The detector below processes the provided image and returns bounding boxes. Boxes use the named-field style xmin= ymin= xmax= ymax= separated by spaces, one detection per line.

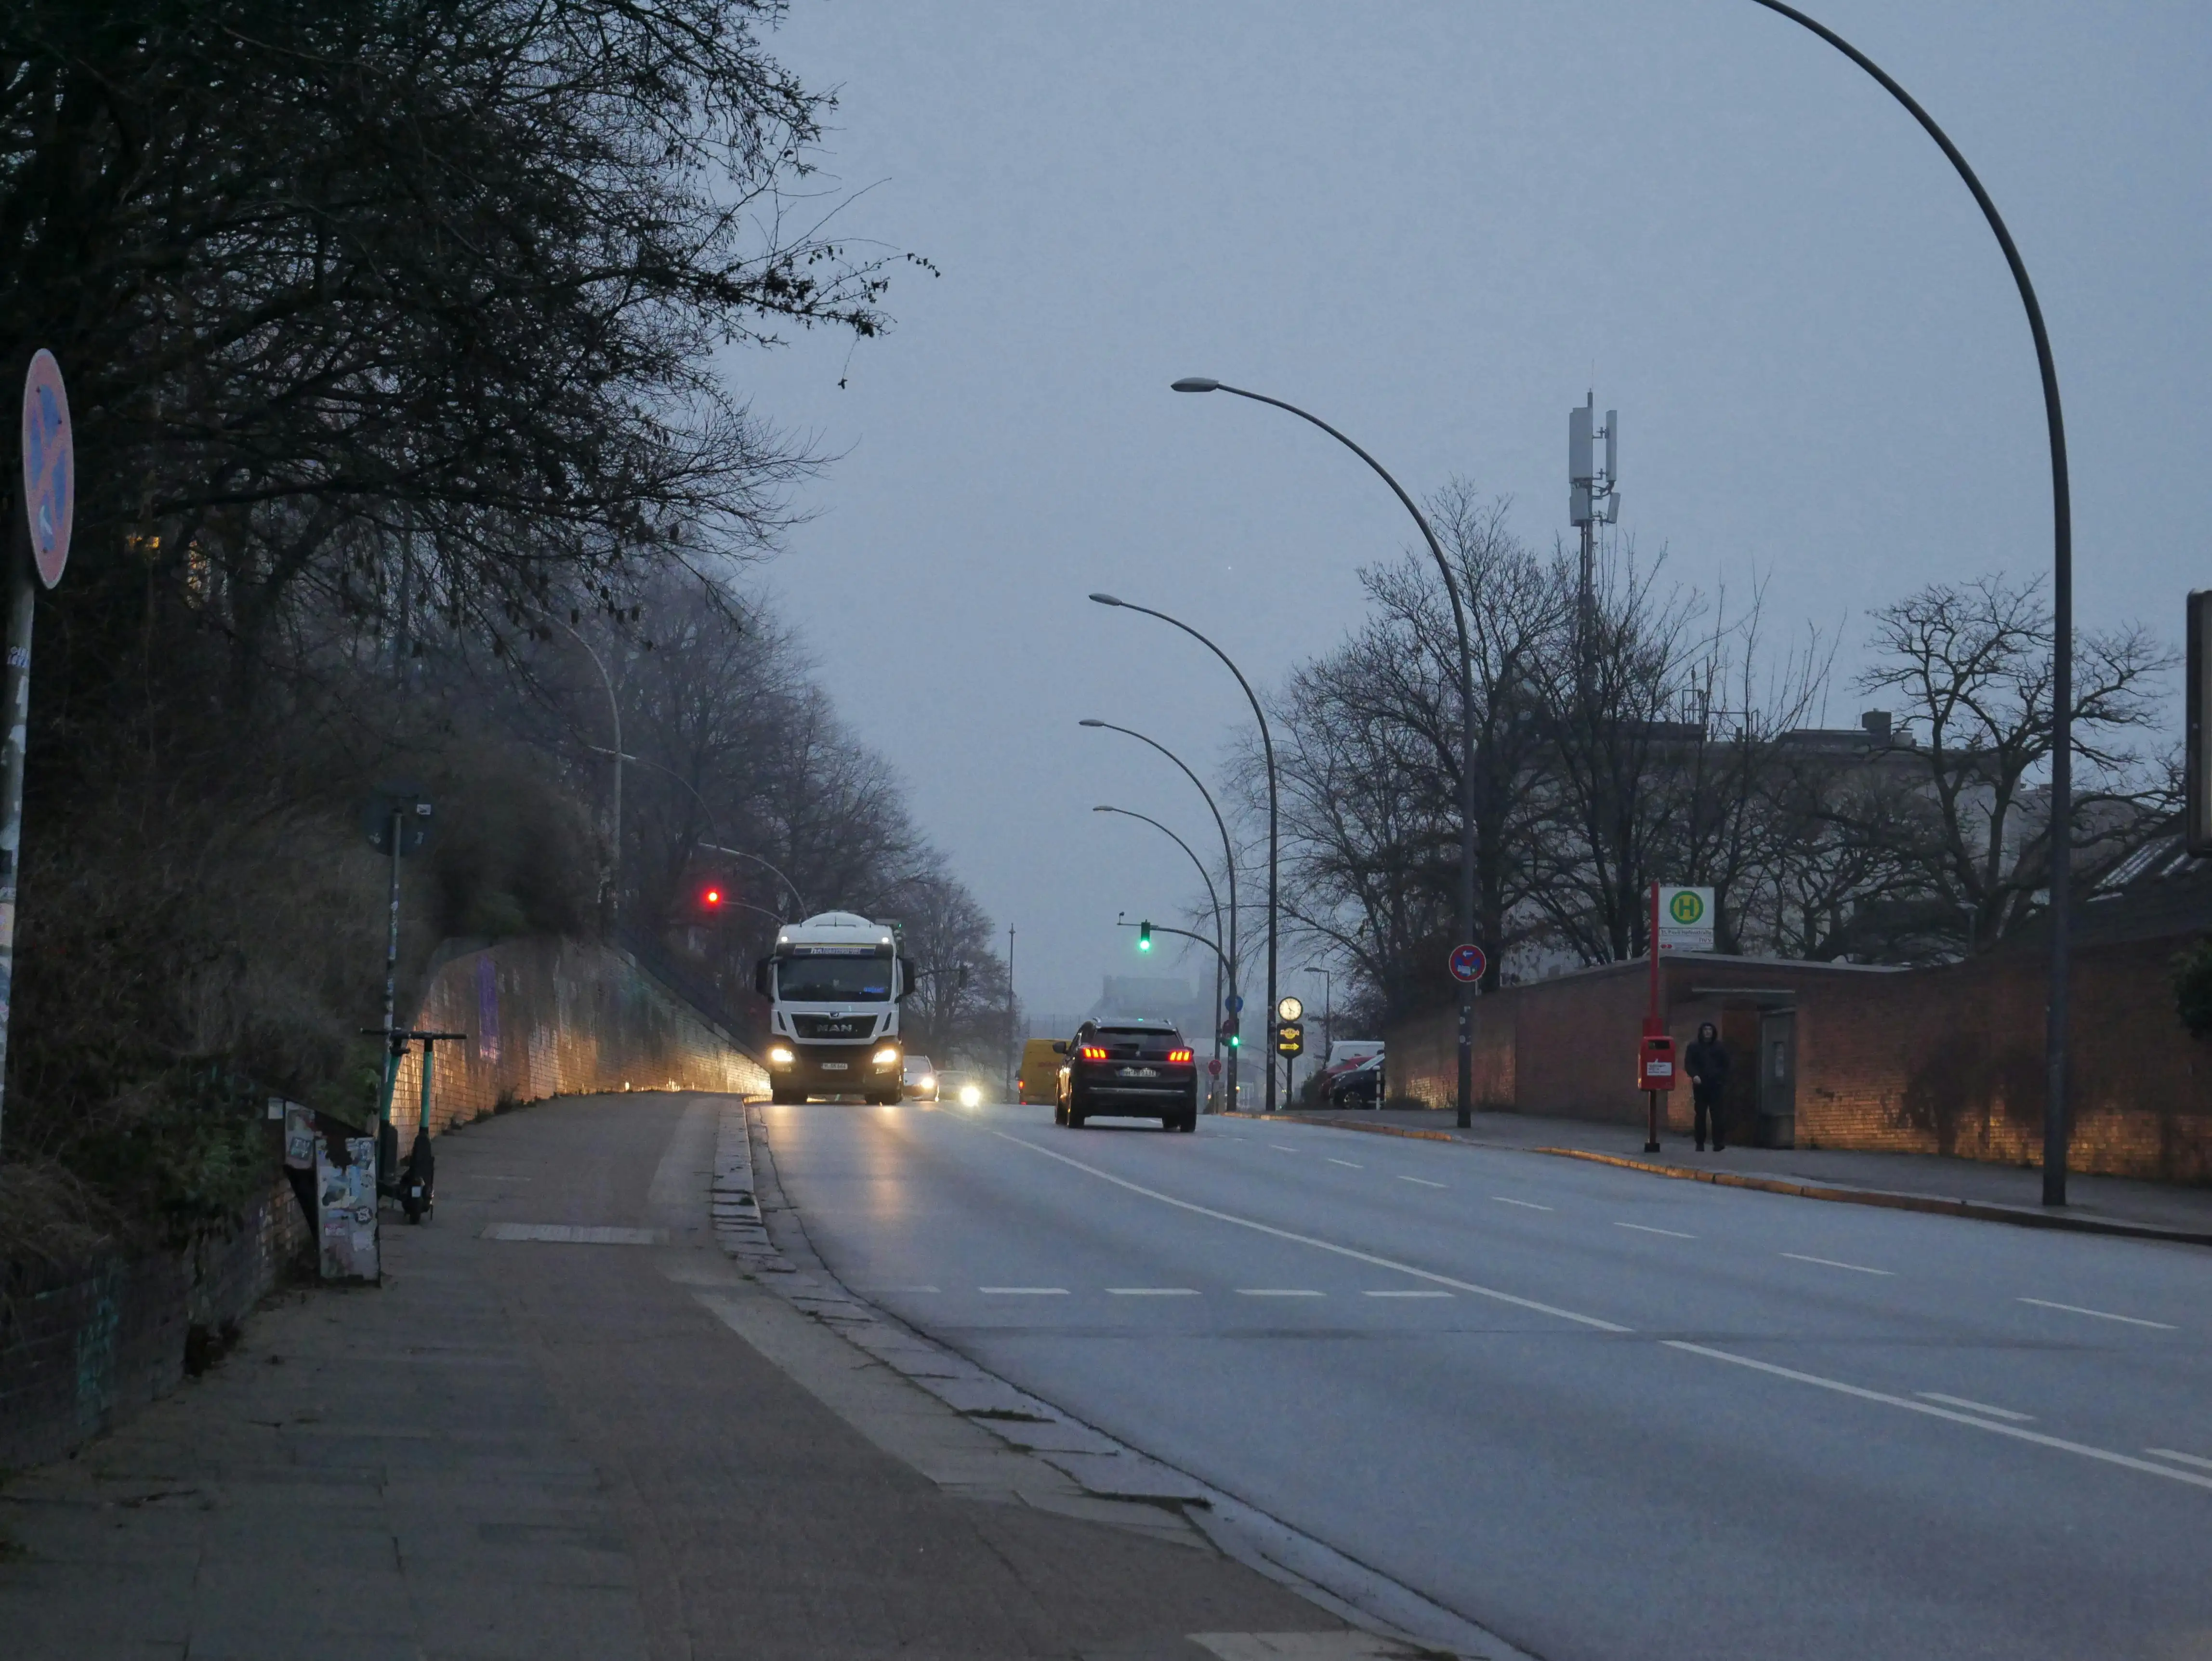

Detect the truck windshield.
xmin=776 ymin=956 xmax=893 ymax=1002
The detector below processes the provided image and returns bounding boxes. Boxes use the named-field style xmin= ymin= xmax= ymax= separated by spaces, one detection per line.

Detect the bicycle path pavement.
xmin=0 ymin=1093 xmax=1412 ymax=1661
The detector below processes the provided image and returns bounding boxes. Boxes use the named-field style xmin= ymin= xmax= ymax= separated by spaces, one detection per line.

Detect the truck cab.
xmin=754 ymin=911 xmax=916 ymax=1105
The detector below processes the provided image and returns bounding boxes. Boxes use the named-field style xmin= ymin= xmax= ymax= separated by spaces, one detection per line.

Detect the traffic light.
xmin=1137 ymin=919 xmax=1152 ymax=952
xmin=702 ymin=885 xmax=724 ymax=909
xmin=1275 ymin=1019 xmax=1304 ymax=1058
xmin=1221 ymin=1021 xmax=1240 ymax=1049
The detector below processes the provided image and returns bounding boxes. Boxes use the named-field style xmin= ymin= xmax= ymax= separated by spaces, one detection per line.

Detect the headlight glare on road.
xmin=873 ymin=1046 xmax=899 ymax=1068
xmin=769 ymin=1045 xmax=794 ymax=1066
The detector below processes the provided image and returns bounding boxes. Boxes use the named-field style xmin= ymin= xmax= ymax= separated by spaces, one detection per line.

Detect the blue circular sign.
xmin=1448 ymin=944 xmax=1486 ymax=984
xmin=1224 ymin=993 xmax=1244 ymax=1015
xmin=20 ymin=350 xmax=72 ymax=589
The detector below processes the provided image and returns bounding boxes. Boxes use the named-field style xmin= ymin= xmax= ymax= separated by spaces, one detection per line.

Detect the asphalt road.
xmin=762 ymin=1099 xmax=2212 ymax=1661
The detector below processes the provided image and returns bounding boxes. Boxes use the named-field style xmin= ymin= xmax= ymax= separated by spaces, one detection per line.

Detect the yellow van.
xmin=1018 ymin=1038 xmax=1065 ymax=1106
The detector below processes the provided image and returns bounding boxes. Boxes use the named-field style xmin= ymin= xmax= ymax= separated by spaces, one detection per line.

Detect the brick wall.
xmin=1386 ymin=934 xmax=2212 ymax=1183
xmin=0 ymin=1183 xmax=308 ymax=1472
xmin=383 ymin=936 xmax=768 ymax=1133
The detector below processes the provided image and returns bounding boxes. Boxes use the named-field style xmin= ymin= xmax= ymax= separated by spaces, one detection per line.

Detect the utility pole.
xmin=1004 ymin=925 xmax=1016 ymax=1100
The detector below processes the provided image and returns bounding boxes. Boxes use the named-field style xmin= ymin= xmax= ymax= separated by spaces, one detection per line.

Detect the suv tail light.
xmin=1167 ymin=1047 xmax=1193 ymax=1064
xmin=1079 ymin=1045 xmax=1108 ymax=1061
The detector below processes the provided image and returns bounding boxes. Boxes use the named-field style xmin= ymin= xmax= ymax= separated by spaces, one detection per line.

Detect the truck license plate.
xmin=821 ymin=1062 xmax=849 ymax=1071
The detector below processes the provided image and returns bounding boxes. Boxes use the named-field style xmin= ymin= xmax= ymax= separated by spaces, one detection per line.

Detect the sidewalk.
xmin=1264 ymin=1107 xmax=2212 ymax=1244
xmin=0 ymin=1093 xmax=1390 ymax=1661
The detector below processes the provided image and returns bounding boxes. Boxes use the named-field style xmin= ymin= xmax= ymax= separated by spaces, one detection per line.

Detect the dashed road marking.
xmin=1781 ymin=1252 xmax=1892 ymax=1276
xmin=980 ymin=1286 xmax=1067 ymax=1295
xmin=1917 ymin=1392 xmax=2034 ymax=1422
xmin=1396 ymin=1175 xmax=1446 ymax=1189
xmin=1614 ymin=1222 xmax=1695 ymax=1239
xmin=1493 ymin=1197 xmax=1553 ymax=1212
xmin=1327 ymin=1158 xmax=1365 ymax=1169
xmin=1270 ymin=1145 xmax=1301 ymax=1154
xmin=2018 ymin=1297 xmax=2175 ymax=1331
xmin=2146 ymin=1448 xmax=2212 ymax=1473
xmin=1108 ymin=1287 xmax=1199 ymax=1296
xmin=1238 ymin=1289 xmax=1325 ymax=1297
xmin=1363 ymin=1290 xmax=1451 ymax=1299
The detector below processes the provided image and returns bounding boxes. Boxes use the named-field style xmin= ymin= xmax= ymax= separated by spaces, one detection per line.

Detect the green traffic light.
xmin=1138 ymin=920 xmax=1152 ymax=952
xmin=1227 ymin=1033 xmax=1239 ymax=1048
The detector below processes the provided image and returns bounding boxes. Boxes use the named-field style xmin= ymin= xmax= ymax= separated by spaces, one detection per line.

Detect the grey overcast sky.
xmin=727 ymin=0 xmax=2212 ymax=1022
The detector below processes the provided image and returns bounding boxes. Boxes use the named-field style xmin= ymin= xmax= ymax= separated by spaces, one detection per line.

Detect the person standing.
xmin=1685 ymin=1021 xmax=1730 ymax=1152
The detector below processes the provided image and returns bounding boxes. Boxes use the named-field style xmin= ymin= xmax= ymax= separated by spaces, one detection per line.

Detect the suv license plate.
xmin=821 ymin=1062 xmax=849 ymax=1071
xmin=1120 ymin=1066 xmax=1157 ymax=1078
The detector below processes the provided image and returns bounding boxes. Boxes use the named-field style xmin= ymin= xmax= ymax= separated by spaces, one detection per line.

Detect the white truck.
xmin=753 ymin=910 xmax=916 ymax=1105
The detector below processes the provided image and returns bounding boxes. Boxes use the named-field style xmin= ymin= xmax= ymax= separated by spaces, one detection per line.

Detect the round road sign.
xmin=1448 ymin=944 xmax=1487 ymax=984
xmin=20 ymin=350 xmax=73 ymax=589
xmin=1276 ymin=995 xmax=1304 ymax=1022
xmin=1207 ymin=1057 xmax=1222 ymax=1078
xmin=1224 ymin=993 xmax=1244 ymax=1015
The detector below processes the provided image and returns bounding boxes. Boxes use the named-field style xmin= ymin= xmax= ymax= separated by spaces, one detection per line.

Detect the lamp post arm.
xmin=1117 ymin=918 xmax=1231 ymax=979
xmin=1744 ymin=0 xmax=2072 ymax=1207
xmin=1093 ymin=806 xmax=1226 ymax=962
xmin=705 ymin=843 xmax=809 ymax=919
xmin=1084 ymin=721 xmax=1239 ymax=981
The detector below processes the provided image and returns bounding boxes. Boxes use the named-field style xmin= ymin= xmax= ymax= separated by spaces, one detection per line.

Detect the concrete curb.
xmin=1227 ymin=1112 xmax=2212 ymax=1249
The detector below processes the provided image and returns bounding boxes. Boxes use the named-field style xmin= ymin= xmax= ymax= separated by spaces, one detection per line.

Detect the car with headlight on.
xmin=936 ymin=1072 xmax=987 ymax=1108
xmin=1054 ymin=1017 xmax=1198 ymax=1133
xmin=901 ymin=1055 xmax=939 ymax=1102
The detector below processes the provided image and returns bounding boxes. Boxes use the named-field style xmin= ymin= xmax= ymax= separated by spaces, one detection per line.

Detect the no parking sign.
xmin=20 ymin=350 xmax=72 ymax=588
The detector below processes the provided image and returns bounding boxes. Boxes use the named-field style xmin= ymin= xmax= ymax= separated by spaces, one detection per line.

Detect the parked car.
xmin=1328 ymin=1052 xmax=1385 ymax=1108
xmin=1054 ymin=1017 xmax=1198 ymax=1133
xmin=901 ymin=1055 xmax=939 ymax=1102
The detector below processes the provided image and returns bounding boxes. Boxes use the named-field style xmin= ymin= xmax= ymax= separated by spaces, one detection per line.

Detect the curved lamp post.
xmin=1171 ymin=378 xmax=1480 ymax=1129
xmin=1088 ymin=593 xmax=1282 ymax=1112
xmin=1093 ymin=804 xmax=1230 ymax=1107
xmin=1080 ymin=718 xmax=1241 ymax=1101
xmin=559 ymin=621 xmax=623 ymax=926
xmin=1748 ymin=0 xmax=2074 ymax=1205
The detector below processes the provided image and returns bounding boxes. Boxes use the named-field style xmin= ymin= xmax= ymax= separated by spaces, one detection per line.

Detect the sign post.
xmin=0 ymin=351 xmax=73 ymax=1156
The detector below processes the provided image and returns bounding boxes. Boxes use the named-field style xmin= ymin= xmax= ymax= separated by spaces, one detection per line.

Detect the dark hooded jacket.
xmin=1685 ymin=1026 xmax=1730 ymax=1101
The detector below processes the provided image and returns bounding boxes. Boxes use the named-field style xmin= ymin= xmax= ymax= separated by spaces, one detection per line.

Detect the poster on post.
xmin=316 ymin=1135 xmax=380 ymax=1280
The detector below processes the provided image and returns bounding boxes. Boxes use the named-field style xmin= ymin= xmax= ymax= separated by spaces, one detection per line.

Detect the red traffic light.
xmin=703 ymin=887 xmax=723 ymax=908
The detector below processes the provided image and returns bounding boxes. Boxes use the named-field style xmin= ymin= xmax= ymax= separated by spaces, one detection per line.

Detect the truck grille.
xmin=792 ymin=1015 xmax=872 ymax=1040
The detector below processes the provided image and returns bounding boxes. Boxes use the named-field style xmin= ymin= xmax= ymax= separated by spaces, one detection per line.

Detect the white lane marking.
xmin=979 ymin=1286 xmax=1067 ymax=1295
xmin=979 ymin=1125 xmax=2208 ymax=1498
xmin=1615 ymin=1222 xmax=1696 ymax=1239
xmin=2018 ymin=1296 xmax=2176 ymax=1331
xmin=2146 ymin=1448 xmax=2212 ymax=1473
xmin=1270 ymin=1144 xmax=1301 ymax=1153
xmin=992 ymin=1131 xmax=1632 ymax=1333
xmin=1780 ymin=1252 xmax=1893 ymax=1276
xmin=1364 ymin=1289 xmax=1451 ymax=1299
xmin=1396 ymin=1175 xmax=1446 ymax=1189
xmin=1493 ymin=1196 xmax=1554 ymax=1212
xmin=1666 ymin=1340 xmax=2212 ymax=1494
xmin=1916 ymin=1392 xmax=2034 ymax=1423
xmin=1107 ymin=1287 xmax=1199 ymax=1296
xmin=1327 ymin=1158 xmax=1365 ymax=1169
xmin=1238 ymin=1288 xmax=1324 ymax=1297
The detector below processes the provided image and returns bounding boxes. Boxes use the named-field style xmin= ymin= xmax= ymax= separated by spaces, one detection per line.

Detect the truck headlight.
xmin=769 ymin=1045 xmax=794 ymax=1066
xmin=872 ymin=1046 xmax=899 ymax=1068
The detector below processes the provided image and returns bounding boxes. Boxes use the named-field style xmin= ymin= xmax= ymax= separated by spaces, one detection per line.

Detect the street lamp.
xmin=1093 ymin=804 xmax=1230 ymax=1108
xmin=1747 ymin=0 xmax=2075 ymax=1206
xmin=1171 ymin=379 xmax=1480 ymax=1129
xmin=559 ymin=621 xmax=622 ymax=926
xmin=1088 ymin=593 xmax=1282 ymax=1113
xmin=1080 ymin=718 xmax=1240 ymax=1103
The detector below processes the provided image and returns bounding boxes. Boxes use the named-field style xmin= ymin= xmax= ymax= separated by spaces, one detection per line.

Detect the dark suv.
xmin=1054 ymin=1018 xmax=1198 ymax=1133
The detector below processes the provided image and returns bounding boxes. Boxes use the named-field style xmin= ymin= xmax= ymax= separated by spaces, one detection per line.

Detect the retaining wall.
xmin=1 ymin=934 xmax=764 ymax=1472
